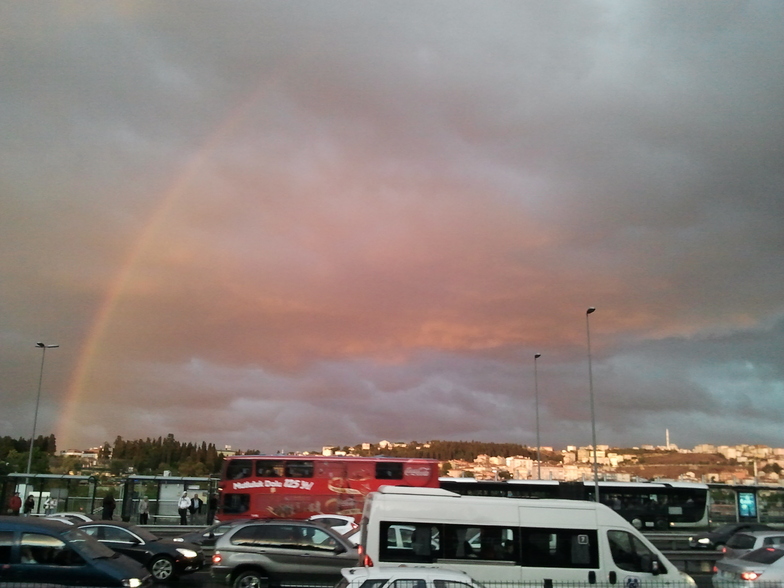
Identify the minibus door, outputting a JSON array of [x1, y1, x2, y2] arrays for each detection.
[[606, 529, 672, 587]]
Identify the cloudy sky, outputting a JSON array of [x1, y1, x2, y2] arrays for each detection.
[[2, 1, 783, 455]]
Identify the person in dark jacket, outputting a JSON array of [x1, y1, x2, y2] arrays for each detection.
[[206, 494, 218, 525], [188, 493, 203, 523], [101, 492, 116, 520], [23, 495, 35, 515]]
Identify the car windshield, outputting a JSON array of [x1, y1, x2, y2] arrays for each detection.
[[742, 548, 784, 565], [62, 528, 118, 559]]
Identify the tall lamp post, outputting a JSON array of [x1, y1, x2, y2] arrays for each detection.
[[585, 308, 599, 503], [534, 353, 542, 480], [26, 342, 59, 476]]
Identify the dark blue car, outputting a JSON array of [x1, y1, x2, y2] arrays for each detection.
[[0, 515, 150, 586]]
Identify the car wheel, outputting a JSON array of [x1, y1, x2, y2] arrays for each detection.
[[233, 570, 269, 588], [149, 555, 176, 581]]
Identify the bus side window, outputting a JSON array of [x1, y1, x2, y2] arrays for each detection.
[[376, 462, 404, 480], [223, 493, 250, 514], [256, 460, 285, 477], [226, 460, 252, 480], [286, 461, 314, 478]]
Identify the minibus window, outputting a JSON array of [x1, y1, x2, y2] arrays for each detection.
[[443, 525, 518, 561], [520, 528, 598, 569], [379, 522, 439, 562], [608, 530, 664, 574]]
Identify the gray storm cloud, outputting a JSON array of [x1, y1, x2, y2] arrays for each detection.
[[1, 1, 783, 452]]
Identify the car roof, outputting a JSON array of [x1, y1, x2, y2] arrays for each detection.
[[341, 566, 476, 581], [741, 531, 784, 538], [0, 515, 72, 533]]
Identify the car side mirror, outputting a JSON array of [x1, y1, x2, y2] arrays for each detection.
[[334, 544, 347, 555]]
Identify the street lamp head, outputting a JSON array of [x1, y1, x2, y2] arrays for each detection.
[[36, 342, 59, 348], [586, 307, 596, 315], [534, 353, 541, 359]]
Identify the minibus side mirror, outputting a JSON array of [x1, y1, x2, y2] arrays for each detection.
[[640, 554, 661, 575]]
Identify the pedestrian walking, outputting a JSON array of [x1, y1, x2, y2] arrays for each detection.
[[101, 492, 116, 520], [44, 496, 57, 515], [138, 496, 149, 525], [177, 491, 191, 525], [7, 492, 22, 515], [23, 495, 35, 516]]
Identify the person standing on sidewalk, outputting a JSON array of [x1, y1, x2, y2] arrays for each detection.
[[7, 492, 22, 515], [177, 491, 191, 525]]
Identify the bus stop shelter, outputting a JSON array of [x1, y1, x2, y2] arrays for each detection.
[[1, 473, 99, 515], [120, 475, 218, 524]]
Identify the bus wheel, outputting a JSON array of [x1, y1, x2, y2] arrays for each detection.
[[233, 570, 268, 588]]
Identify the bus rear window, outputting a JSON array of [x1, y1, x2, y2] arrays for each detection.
[[376, 462, 404, 480]]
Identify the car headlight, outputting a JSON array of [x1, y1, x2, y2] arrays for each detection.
[[176, 548, 199, 559], [698, 538, 711, 544], [122, 579, 142, 588], [172, 537, 184, 542]]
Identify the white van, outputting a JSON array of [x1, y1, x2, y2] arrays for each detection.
[[359, 486, 695, 588]]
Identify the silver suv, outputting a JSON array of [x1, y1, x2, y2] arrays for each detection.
[[210, 519, 358, 588]]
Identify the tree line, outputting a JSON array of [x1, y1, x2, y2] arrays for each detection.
[[1, 434, 557, 478], [342, 440, 551, 462]]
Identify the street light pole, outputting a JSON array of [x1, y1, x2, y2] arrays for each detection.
[[585, 308, 599, 503], [26, 342, 59, 476], [534, 353, 542, 480]]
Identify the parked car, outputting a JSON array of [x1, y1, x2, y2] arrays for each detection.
[[722, 530, 784, 559], [211, 519, 357, 587], [308, 514, 358, 536], [337, 566, 485, 588], [75, 520, 203, 581], [713, 546, 784, 588], [0, 515, 150, 587], [172, 518, 249, 554], [689, 523, 774, 550]]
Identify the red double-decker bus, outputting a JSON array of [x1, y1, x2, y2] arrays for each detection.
[[217, 455, 440, 522]]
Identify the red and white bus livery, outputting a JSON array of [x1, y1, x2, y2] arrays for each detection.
[[217, 455, 440, 522]]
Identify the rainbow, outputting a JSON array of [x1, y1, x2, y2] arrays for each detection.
[[56, 88, 269, 449]]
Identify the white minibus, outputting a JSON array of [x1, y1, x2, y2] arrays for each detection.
[[359, 486, 696, 588]]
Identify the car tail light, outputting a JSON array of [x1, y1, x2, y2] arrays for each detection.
[[721, 546, 727, 553], [361, 550, 373, 567], [212, 553, 222, 565], [740, 572, 760, 581]]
